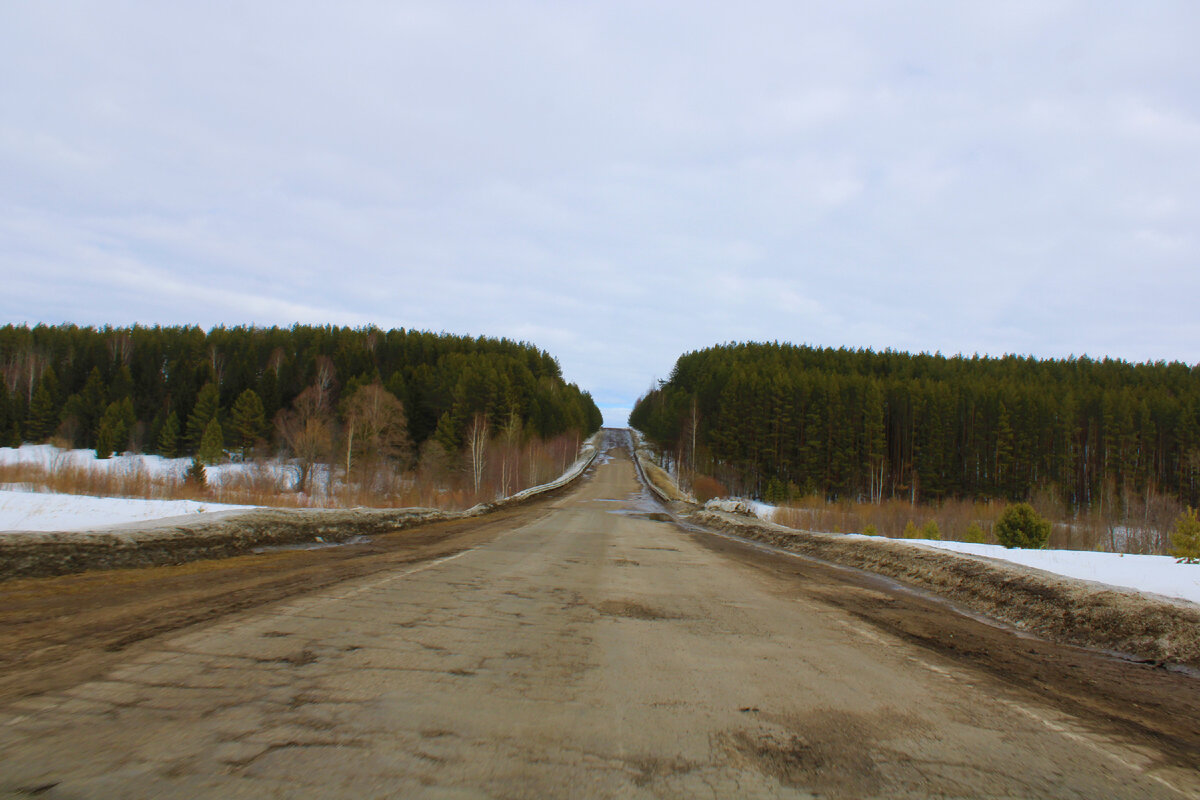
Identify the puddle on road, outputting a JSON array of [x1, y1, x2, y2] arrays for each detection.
[[607, 510, 674, 523]]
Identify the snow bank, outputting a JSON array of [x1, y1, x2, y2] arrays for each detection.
[[701, 489, 1196, 607], [880, 537, 1200, 607], [705, 498, 776, 521], [0, 490, 259, 533], [0, 444, 302, 487]]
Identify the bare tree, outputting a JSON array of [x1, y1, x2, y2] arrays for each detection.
[[276, 386, 334, 496], [313, 356, 337, 409], [499, 410, 522, 496], [208, 344, 225, 386], [466, 412, 490, 496], [107, 331, 132, 366], [342, 383, 412, 495], [267, 346, 287, 377]]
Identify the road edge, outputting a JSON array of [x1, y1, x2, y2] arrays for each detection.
[[628, 428, 1200, 669], [0, 433, 602, 582]]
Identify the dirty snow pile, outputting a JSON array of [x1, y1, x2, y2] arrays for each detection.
[[0, 490, 258, 533], [702, 495, 1200, 606], [861, 536, 1200, 607], [705, 498, 777, 521]]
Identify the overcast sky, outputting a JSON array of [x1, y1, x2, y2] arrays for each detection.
[[3, 3, 1198, 424]]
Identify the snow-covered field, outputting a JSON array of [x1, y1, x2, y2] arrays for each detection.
[[0, 435, 602, 535], [891, 537, 1200, 607], [0, 444, 301, 486], [0, 490, 258, 532], [705, 497, 1200, 607]]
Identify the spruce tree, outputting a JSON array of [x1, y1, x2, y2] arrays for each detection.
[[157, 411, 181, 458], [198, 417, 225, 465], [230, 388, 266, 458], [186, 383, 220, 454]]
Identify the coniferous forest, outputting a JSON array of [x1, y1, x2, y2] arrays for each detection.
[[0, 324, 602, 462], [631, 342, 1200, 511]]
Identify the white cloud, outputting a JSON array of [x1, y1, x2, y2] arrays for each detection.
[[2, 1, 1199, 410]]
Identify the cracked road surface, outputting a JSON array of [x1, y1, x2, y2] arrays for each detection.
[[2, 439, 1198, 798]]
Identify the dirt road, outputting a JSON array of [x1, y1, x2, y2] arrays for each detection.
[[2, 436, 1198, 798]]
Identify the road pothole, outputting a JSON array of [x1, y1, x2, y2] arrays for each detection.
[[595, 600, 676, 620]]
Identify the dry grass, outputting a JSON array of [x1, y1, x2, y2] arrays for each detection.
[[0, 433, 587, 513]]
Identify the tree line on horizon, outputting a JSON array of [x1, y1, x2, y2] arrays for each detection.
[[630, 341, 1200, 512], [0, 324, 602, 489]]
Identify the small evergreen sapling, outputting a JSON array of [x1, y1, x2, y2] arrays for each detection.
[[994, 503, 1051, 549], [920, 520, 941, 540], [963, 522, 986, 544], [1169, 507, 1200, 564], [186, 456, 207, 488], [901, 521, 919, 539]]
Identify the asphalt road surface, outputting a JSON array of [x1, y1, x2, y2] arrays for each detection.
[[1, 435, 1197, 798]]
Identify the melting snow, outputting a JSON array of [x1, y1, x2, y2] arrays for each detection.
[[0, 490, 258, 533]]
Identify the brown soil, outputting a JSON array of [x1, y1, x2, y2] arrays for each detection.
[[685, 522, 1200, 769], [0, 503, 547, 703], [693, 509, 1200, 668]]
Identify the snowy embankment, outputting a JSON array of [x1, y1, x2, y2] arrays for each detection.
[[702, 497, 1199, 607], [0, 491, 258, 533], [895, 537, 1200, 608]]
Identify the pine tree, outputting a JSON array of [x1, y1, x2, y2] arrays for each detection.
[[186, 383, 220, 454], [186, 456, 207, 488], [198, 417, 225, 465], [230, 388, 266, 458], [25, 383, 57, 442], [157, 412, 181, 458], [1169, 507, 1200, 564], [0, 381, 11, 445], [78, 367, 108, 447], [995, 503, 1051, 549], [109, 365, 134, 401], [95, 398, 135, 459]]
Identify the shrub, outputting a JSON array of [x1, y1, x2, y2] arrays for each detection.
[[995, 503, 1051, 549], [901, 520, 919, 539], [185, 457, 207, 489], [920, 520, 941, 540], [862, 524, 879, 536], [691, 475, 727, 504], [1169, 507, 1200, 564], [963, 522, 986, 544]]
